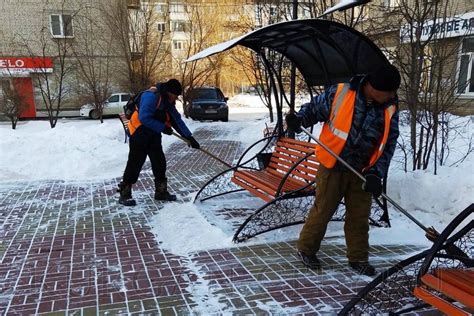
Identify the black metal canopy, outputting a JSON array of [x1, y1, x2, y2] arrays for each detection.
[[186, 19, 389, 86]]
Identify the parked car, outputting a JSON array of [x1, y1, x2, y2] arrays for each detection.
[[184, 87, 228, 122], [79, 93, 131, 119]]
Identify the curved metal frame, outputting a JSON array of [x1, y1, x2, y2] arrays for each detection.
[[338, 249, 431, 315], [339, 203, 473, 315], [417, 203, 473, 275], [195, 126, 390, 242], [230, 147, 389, 242], [233, 194, 314, 242], [231, 150, 317, 242], [193, 134, 279, 202]]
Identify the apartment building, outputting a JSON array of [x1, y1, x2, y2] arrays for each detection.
[[352, 0, 474, 114], [2, 0, 471, 117], [0, 0, 129, 118]]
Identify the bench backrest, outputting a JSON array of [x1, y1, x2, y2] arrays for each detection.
[[267, 137, 318, 183]]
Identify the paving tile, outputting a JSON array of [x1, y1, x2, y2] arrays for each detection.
[[0, 126, 428, 315]]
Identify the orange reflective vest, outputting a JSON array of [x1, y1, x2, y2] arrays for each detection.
[[128, 95, 172, 136], [316, 83, 396, 170]]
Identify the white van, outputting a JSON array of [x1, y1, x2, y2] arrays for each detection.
[[79, 93, 131, 119]]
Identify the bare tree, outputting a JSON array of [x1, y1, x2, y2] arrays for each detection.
[[73, 3, 113, 123], [362, 0, 470, 173], [231, 1, 368, 123], [175, 1, 236, 110], [102, 0, 171, 94], [20, 0, 77, 128], [231, 0, 294, 122]]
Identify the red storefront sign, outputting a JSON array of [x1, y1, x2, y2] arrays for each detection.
[[0, 57, 54, 75]]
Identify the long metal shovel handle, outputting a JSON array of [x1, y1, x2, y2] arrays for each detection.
[[172, 132, 233, 168], [300, 126, 430, 233]]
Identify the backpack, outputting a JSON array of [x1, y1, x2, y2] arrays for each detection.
[[123, 91, 144, 120], [124, 88, 163, 119]]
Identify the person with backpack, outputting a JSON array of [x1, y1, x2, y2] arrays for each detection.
[[118, 79, 200, 206]]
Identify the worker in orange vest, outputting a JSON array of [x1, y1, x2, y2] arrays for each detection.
[[286, 64, 401, 276], [118, 79, 200, 206]]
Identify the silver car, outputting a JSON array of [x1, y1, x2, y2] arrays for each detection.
[[80, 93, 131, 119]]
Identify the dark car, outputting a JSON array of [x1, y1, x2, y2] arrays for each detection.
[[184, 87, 228, 122]]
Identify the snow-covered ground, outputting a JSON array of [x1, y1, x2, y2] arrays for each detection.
[[0, 93, 472, 257]]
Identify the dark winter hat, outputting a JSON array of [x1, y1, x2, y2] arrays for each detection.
[[367, 64, 401, 92], [163, 79, 182, 96]]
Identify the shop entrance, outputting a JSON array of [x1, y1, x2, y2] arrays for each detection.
[[0, 77, 36, 118]]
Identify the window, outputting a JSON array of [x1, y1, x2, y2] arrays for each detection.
[[140, 1, 150, 11], [255, 6, 262, 24], [50, 14, 73, 38], [170, 4, 185, 12], [171, 21, 186, 32], [108, 95, 119, 103], [457, 37, 474, 95], [173, 40, 183, 50], [382, 47, 396, 64], [269, 6, 276, 17], [420, 46, 434, 94], [353, 5, 369, 20], [383, 0, 400, 8], [121, 94, 131, 102], [155, 3, 167, 13], [157, 22, 165, 32], [300, 5, 312, 19], [130, 35, 144, 54]]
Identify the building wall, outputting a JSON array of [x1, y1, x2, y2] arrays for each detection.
[[0, 0, 129, 115], [352, 0, 474, 115]]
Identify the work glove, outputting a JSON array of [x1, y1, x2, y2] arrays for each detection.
[[162, 126, 173, 135], [285, 113, 302, 133], [362, 174, 382, 198], [186, 136, 200, 149]]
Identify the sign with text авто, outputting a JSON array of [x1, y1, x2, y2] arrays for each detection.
[[0, 57, 54, 76], [400, 11, 474, 43]]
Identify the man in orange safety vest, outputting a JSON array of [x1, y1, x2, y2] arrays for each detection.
[[286, 64, 401, 276]]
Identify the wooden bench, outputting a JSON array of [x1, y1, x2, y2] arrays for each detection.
[[195, 134, 390, 242], [118, 113, 130, 143], [231, 137, 318, 202], [414, 268, 474, 315]]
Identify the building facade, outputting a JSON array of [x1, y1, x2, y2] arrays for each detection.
[[0, 0, 129, 118], [352, 0, 474, 114], [2, 0, 472, 117]]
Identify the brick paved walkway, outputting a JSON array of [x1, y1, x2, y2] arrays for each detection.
[[0, 126, 425, 315]]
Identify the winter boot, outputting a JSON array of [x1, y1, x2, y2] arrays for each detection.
[[117, 182, 136, 206], [154, 178, 177, 201], [348, 261, 377, 276], [297, 250, 321, 269]]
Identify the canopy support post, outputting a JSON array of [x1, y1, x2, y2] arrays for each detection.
[[261, 52, 284, 136]]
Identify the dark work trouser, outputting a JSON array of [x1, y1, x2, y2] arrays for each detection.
[[297, 165, 372, 262], [123, 126, 166, 184]]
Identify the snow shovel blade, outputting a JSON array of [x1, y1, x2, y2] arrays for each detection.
[[425, 226, 440, 242], [425, 226, 470, 263]]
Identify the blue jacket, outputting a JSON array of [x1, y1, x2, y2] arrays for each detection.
[[297, 79, 399, 178], [138, 85, 192, 138]]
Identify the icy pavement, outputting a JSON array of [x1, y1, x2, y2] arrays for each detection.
[[0, 125, 427, 315]]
